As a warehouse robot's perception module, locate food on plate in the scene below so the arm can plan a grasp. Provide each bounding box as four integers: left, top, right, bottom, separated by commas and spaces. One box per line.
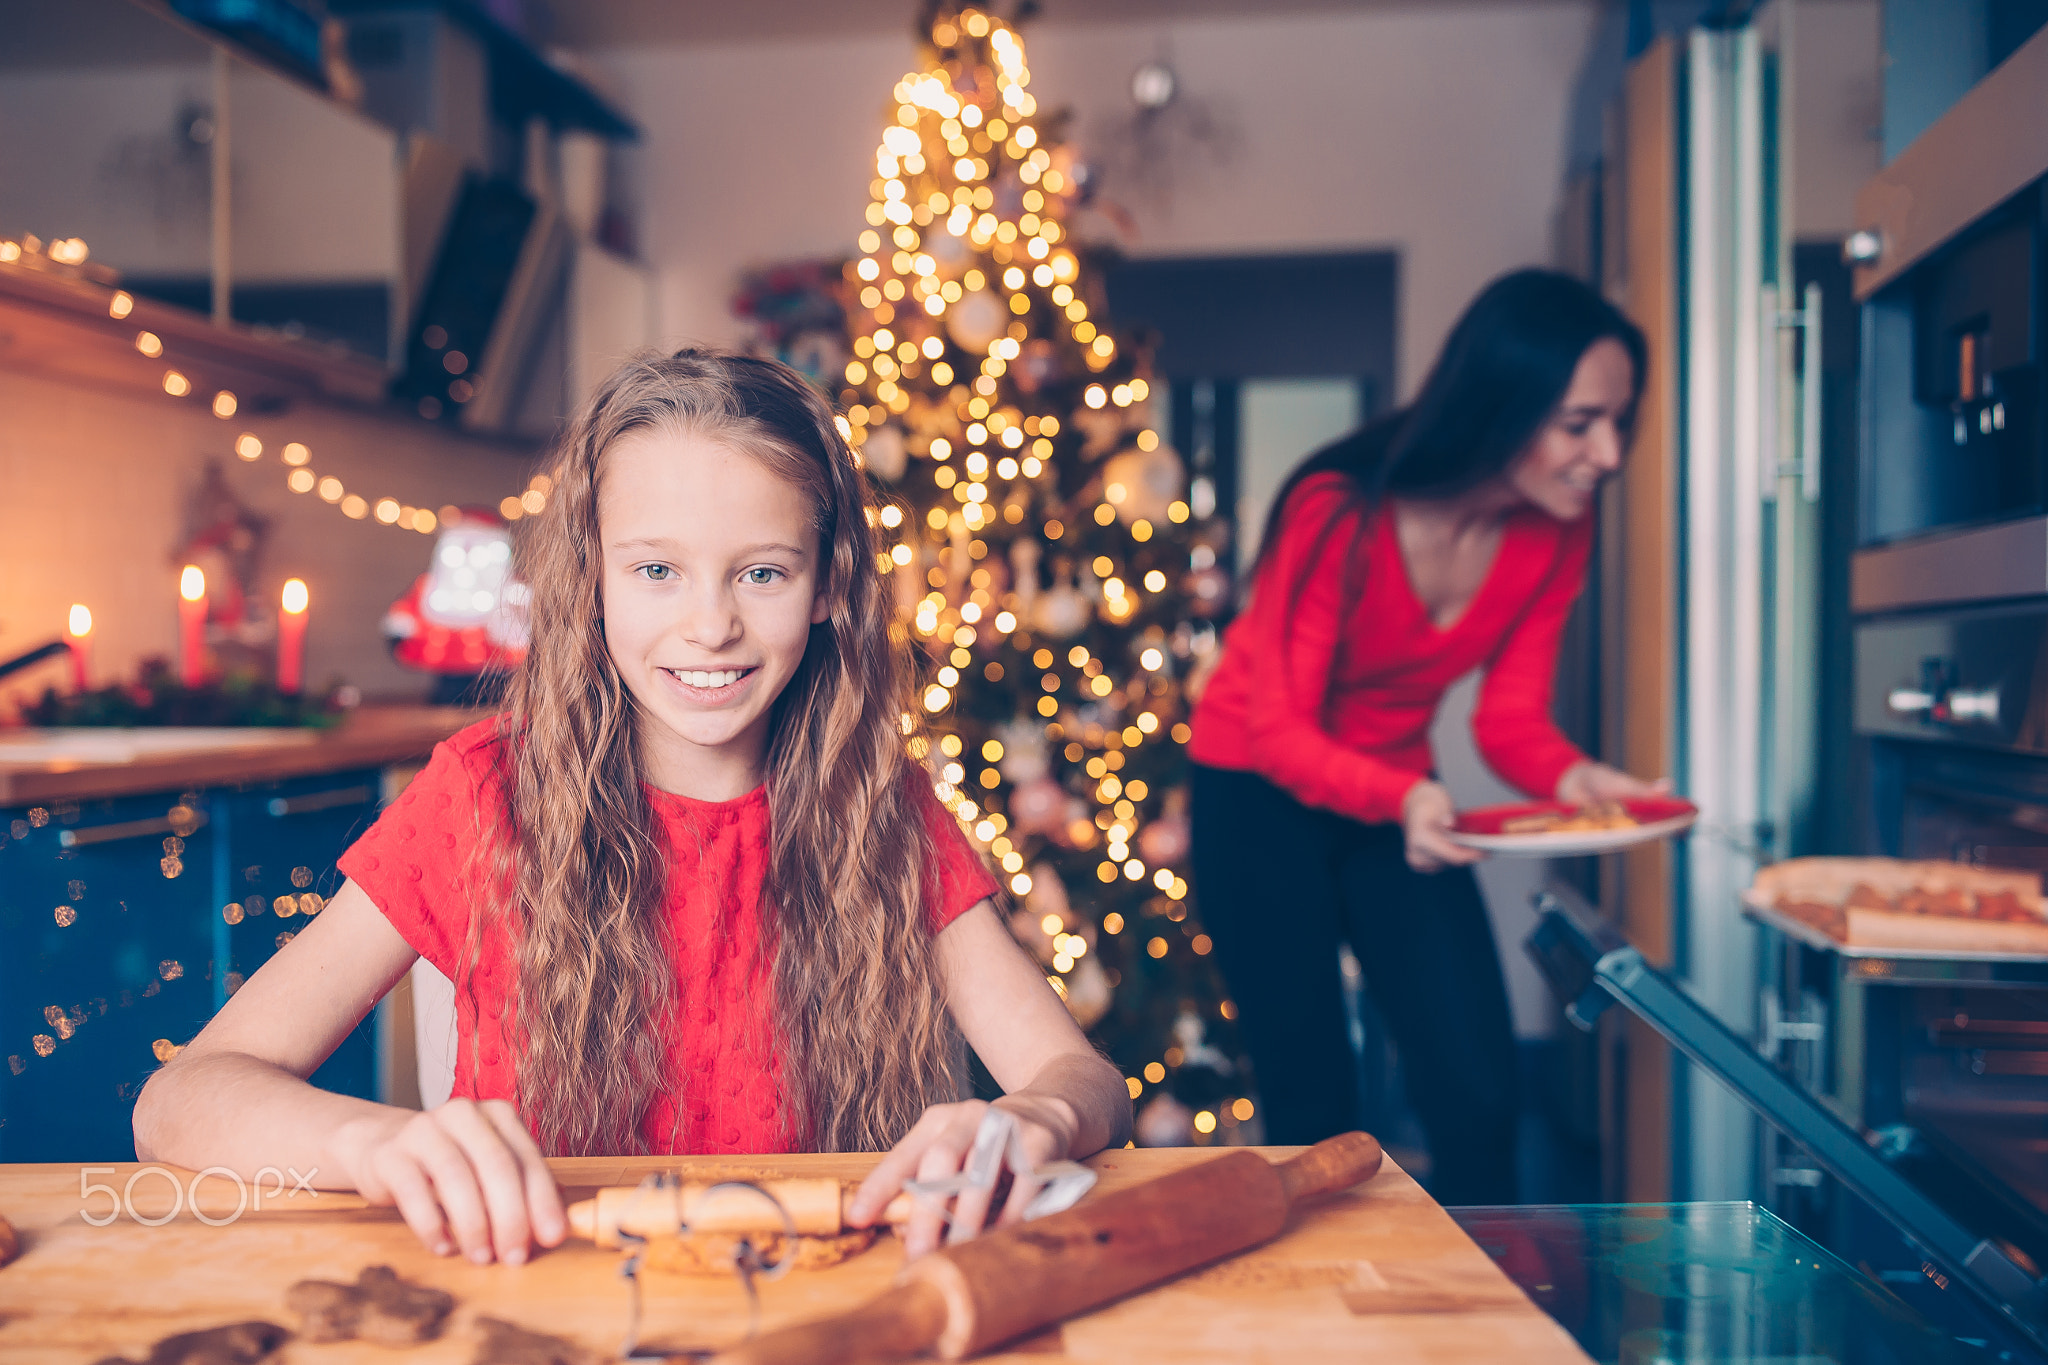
1499, 803, 1639, 835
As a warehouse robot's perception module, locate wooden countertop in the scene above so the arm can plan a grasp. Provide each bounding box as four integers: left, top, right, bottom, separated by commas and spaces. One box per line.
0, 1148, 1589, 1364
0, 706, 481, 806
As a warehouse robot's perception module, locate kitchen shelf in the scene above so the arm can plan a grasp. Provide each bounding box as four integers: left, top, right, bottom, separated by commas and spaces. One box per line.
0, 258, 546, 460
328, 0, 638, 140
0, 258, 389, 410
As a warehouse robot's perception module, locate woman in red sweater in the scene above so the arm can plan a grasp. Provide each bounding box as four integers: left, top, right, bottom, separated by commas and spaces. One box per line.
1187, 270, 1661, 1204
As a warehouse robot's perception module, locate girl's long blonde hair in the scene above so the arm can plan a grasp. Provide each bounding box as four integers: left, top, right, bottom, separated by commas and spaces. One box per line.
483, 349, 961, 1155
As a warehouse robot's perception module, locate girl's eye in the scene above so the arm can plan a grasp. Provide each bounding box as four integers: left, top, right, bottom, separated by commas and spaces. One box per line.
638, 564, 675, 582
742, 566, 784, 586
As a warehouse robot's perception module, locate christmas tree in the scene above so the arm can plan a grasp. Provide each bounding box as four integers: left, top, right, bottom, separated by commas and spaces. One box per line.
837, 2, 1251, 1145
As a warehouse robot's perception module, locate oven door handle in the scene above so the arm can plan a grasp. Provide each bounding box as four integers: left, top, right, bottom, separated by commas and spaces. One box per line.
58, 805, 208, 848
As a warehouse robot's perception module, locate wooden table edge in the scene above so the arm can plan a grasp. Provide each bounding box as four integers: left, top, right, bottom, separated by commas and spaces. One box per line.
0, 706, 484, 805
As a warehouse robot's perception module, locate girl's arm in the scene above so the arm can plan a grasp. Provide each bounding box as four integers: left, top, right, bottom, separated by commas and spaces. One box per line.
132, 878, 565, 1265
847, 900, 1131, 1257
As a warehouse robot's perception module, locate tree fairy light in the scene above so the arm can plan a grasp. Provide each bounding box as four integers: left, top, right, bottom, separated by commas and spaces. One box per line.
841, 2, 1241, 1145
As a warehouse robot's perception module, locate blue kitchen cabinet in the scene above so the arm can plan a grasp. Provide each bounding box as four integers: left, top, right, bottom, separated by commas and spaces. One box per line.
0, 769, 385, 1161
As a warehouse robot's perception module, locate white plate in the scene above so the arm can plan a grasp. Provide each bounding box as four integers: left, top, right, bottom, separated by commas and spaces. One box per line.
1445, 809, 1698, 857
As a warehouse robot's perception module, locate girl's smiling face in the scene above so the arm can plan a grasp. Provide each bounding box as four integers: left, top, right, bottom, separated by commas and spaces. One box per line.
599, 427, 831, 800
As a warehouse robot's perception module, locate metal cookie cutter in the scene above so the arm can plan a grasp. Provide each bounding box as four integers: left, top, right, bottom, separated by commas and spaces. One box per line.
900, 1106, 1098, 1231
616, 1175, 799, 1363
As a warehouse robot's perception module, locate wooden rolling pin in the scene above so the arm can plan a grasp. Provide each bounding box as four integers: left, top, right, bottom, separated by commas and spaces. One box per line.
568, 1180, 917, 1244
708, 1131, 1384, 1364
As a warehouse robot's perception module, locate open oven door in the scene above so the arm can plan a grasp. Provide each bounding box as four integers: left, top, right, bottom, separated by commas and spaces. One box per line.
1530, 882, 2048, 1357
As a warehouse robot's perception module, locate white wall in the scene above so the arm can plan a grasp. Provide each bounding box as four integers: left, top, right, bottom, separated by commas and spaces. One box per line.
0, 370, 540, 711
593, 2, 1601, 398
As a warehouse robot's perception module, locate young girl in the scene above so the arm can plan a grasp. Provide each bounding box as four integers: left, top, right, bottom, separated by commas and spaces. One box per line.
135, 350, 1132, 1266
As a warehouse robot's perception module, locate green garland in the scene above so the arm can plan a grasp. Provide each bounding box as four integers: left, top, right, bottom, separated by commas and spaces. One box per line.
22, 658, 345, 728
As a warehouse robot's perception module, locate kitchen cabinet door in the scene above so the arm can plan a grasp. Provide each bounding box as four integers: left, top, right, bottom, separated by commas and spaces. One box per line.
214, 770, 384, 1103
0, 792, 217, 1161
0, 772, 385, 1162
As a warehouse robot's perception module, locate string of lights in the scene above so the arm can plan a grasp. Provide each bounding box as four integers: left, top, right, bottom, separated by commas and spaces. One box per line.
2, 235, 545, 529
841, 5, 1247, 1142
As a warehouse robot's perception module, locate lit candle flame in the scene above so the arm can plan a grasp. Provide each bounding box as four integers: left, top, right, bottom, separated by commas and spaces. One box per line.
179, 565, 206, 602
281, 579, 309, 615
67, 604, 92, 638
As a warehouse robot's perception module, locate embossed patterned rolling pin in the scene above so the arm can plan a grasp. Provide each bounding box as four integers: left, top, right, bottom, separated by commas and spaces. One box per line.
708, 1131, 1385, 1365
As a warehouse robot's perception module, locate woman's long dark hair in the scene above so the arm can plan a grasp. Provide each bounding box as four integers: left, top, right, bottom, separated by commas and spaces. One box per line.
1255, 268, 1648, 592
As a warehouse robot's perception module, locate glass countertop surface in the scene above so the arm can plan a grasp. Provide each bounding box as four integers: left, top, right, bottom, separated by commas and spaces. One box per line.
1447, 1201, 1995, 1365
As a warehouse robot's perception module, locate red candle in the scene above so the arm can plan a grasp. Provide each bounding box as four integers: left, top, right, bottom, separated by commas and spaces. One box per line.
65, 604, 92, 691
278, 578, 309, 695
178, 565, 207, 687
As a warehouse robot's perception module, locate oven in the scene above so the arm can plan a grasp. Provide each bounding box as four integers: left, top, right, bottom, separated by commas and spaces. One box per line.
1752, 607, 2048, 1331
1750, 27, 2048, 1317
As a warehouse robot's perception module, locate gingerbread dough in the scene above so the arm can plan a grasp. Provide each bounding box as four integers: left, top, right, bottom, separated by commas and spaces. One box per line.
93, 1321, 287, 1365
472, 1316, 598, 1365
640, 1226, 878, 1275
284, 1265, 454, 1345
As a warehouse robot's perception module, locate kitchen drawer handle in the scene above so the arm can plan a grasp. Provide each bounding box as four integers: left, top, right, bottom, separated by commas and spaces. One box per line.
267, 785, 375, 817
59, 807, 208, 848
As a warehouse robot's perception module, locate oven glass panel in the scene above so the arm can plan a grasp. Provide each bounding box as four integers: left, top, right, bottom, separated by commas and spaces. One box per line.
1893, 769, 2048, 1262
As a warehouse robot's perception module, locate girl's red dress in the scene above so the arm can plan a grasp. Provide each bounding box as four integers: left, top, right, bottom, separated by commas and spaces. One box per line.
337, 718, 998, 1154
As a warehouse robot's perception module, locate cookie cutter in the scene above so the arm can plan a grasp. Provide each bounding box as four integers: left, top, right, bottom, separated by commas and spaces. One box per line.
614, 1110, 1096, 1360
899, 1106, 1098, 1229
617, 1175, 797, 1363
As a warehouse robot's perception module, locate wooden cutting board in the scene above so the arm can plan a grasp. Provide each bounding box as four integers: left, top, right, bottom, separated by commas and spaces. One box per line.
0, 1149, 1588, 1364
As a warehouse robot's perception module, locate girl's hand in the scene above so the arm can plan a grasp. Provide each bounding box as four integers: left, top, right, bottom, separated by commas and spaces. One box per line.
846, 1096, 1076, 1259
1400, 779, 1483, 873
1554, 760, 1673, 808
330, 1098, 566, 1265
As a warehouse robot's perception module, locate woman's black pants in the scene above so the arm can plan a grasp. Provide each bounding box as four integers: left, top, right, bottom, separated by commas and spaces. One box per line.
1189, 762, 1519, 1205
